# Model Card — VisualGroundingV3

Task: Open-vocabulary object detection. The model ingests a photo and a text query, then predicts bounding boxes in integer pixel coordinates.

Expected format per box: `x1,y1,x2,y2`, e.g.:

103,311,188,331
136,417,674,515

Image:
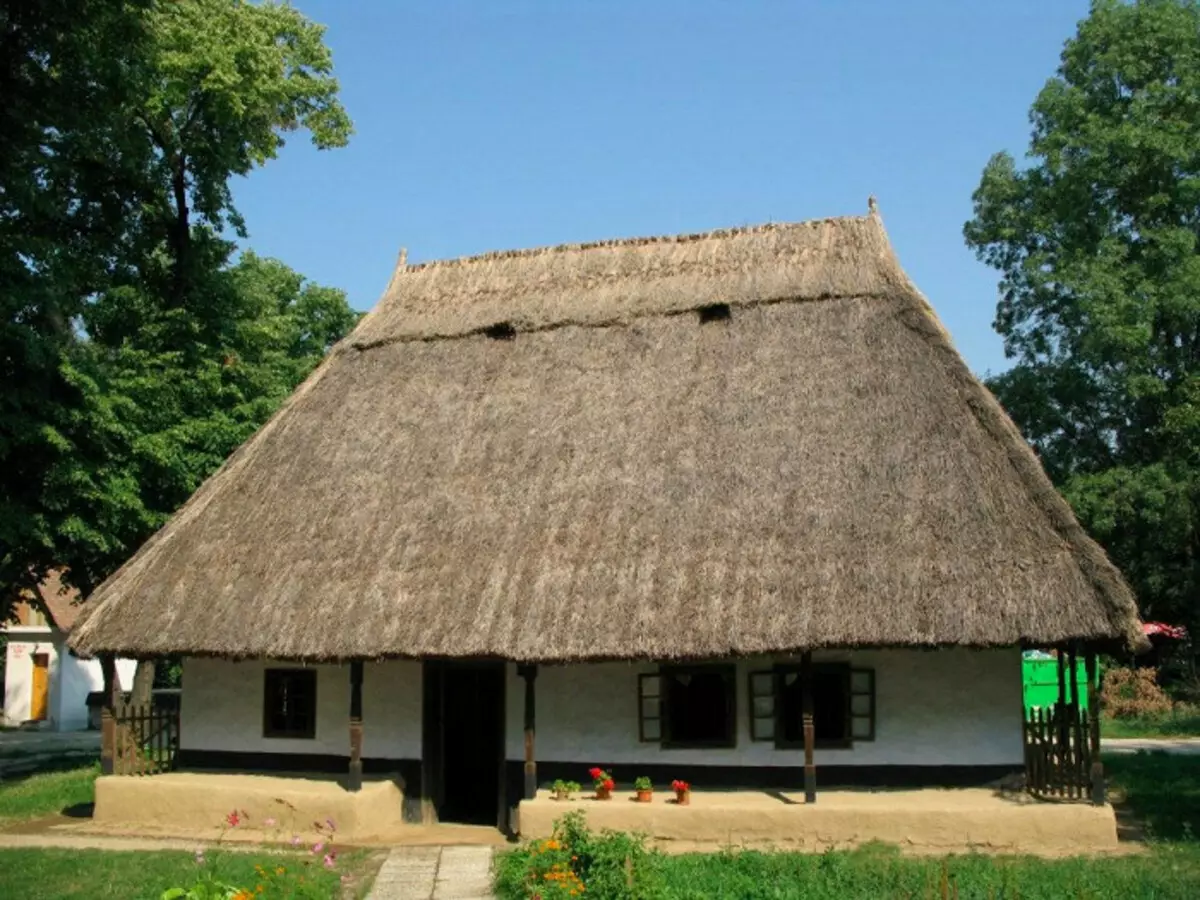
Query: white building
3,572,135,731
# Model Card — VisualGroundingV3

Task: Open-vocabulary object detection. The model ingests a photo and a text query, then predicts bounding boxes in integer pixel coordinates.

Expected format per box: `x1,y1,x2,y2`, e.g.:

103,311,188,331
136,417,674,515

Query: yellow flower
275,866,286,875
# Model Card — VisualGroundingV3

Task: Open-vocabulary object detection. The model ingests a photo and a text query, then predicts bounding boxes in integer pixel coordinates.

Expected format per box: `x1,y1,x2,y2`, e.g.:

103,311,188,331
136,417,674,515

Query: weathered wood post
348,660,364,792
518,664,538,800
801,651,816,804
1086,650,1105,805
99,654,117,776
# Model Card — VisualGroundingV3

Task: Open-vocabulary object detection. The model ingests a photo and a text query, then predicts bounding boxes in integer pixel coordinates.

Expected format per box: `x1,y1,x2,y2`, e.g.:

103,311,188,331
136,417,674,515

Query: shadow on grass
1106,751,1200,841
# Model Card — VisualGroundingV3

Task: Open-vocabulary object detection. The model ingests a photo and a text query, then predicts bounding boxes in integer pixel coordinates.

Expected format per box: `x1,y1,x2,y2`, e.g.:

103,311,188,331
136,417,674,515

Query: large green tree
2,0,356,626
965,0,1200,632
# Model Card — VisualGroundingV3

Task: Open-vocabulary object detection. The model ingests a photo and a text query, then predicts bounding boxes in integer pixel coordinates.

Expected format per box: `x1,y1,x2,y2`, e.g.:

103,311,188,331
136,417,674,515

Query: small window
749,664,875,748
638,665,736,748
263,669,317,739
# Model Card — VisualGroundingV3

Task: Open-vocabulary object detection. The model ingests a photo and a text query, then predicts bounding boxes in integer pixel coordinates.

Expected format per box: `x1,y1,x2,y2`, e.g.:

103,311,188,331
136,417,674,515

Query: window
263,669,317,739
749,664,875,748
638,665,736,748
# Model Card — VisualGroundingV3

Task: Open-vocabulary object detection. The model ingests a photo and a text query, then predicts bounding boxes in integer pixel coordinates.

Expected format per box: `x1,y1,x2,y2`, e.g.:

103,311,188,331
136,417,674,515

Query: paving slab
367,845,493,900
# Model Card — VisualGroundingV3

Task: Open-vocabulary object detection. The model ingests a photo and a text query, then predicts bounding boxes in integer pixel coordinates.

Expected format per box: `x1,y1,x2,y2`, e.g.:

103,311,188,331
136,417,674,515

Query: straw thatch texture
68,213,1145,661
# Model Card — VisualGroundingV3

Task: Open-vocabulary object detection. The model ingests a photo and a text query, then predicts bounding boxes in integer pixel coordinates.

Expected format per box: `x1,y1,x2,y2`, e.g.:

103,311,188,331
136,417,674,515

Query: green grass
1103,712,1200,739
0,847,377,899
0,763,97,824
1106,750,1200,840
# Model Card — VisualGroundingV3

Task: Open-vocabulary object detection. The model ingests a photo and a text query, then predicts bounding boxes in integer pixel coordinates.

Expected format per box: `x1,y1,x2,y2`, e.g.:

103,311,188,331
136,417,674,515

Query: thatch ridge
67,210,1145,662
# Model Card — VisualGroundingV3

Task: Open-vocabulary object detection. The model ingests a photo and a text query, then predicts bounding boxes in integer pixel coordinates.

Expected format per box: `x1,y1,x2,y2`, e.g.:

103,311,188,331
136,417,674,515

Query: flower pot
635,790,652,803
674,790,690,806
595,786,612,800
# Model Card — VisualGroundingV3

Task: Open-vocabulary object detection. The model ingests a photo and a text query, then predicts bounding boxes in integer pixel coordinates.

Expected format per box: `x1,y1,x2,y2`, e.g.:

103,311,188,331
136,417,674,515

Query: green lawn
0,763,97,824
0,847,378,899
1103,712,1200,739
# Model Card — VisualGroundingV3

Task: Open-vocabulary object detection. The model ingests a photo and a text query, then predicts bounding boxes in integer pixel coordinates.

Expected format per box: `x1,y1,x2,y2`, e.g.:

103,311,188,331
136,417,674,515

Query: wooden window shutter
638,673,662,743
849,667,875,741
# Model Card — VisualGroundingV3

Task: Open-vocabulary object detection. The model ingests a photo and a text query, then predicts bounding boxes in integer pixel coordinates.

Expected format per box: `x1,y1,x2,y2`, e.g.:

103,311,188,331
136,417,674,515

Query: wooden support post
100,654,117,776
1086,650,1105,805
1055,646,1069,747
801,651,816,804
518,664,538,800
348,660,364,792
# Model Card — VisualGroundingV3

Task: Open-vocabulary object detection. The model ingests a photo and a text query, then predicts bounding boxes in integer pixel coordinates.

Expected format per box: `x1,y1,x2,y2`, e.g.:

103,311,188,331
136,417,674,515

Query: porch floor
518,788,1121,855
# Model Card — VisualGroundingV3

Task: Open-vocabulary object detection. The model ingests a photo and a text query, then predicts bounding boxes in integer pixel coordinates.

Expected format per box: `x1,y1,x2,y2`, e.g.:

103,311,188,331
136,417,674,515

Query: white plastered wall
1,631,131,730
179,658,422,759
504,648,1024,767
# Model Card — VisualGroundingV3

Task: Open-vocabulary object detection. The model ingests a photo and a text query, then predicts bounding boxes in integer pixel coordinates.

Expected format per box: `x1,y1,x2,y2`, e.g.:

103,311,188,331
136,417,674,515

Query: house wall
178,648,1021,770
179,658,422,759
3,629,56,725
504,647,1024,767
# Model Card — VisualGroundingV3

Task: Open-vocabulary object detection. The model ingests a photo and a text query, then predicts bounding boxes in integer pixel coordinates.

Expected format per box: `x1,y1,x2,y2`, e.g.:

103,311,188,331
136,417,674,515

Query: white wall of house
179,658,422,759
2,628,136,731
504,647,1024,767
178,648,1021,769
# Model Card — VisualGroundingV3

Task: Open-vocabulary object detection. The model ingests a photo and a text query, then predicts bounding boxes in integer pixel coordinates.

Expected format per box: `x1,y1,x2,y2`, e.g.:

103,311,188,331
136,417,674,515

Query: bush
1102,666,1173,719
496,810,664,900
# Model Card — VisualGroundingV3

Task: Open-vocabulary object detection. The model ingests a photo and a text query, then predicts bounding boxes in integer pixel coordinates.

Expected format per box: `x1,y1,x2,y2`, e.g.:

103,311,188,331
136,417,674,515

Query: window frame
748,663,875,750
638,664,737,750
262,668,318,740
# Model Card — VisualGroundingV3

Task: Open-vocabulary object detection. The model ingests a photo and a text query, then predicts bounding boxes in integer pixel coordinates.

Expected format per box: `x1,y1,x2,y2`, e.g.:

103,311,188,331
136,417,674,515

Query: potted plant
589,767,615,800
634,776,653,803
551,779,580,801
672,779,691,805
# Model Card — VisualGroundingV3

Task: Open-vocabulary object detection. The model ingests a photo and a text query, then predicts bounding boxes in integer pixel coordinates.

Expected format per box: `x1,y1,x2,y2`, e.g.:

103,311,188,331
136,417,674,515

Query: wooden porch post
801,651,816,804
1055,646,1069,749
1086,650,1105,805
518,664,538,800
348,660,364,792
100,654,117,776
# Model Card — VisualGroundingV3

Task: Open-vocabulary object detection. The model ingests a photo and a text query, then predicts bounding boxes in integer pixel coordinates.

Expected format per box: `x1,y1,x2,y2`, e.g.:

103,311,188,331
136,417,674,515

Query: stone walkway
367,845,494,900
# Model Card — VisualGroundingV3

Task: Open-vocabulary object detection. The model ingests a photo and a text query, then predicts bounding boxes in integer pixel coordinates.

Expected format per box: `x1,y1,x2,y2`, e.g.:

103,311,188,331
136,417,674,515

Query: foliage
1,0,356,622
0,848,364,900
1103,707,1200,737
0,763,98,824
496,810,665,900
1102,665,1174,718
964,0,1200,635
552,780,582,798
633,777,653,792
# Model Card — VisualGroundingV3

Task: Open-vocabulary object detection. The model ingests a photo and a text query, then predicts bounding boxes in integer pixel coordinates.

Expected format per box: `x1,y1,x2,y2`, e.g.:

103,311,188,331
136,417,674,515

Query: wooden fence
111,703,181,776
1023,705,1100,802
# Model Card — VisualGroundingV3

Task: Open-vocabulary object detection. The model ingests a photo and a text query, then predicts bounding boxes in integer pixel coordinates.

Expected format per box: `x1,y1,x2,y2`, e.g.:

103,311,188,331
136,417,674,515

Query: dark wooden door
424,661,506,826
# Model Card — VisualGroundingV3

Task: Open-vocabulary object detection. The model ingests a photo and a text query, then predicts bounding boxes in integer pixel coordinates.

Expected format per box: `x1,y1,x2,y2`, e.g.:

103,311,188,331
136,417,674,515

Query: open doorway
423,661,505,826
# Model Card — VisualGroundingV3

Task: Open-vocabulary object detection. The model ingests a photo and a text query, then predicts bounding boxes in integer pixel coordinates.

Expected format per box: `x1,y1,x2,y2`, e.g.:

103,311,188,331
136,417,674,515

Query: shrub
1102,666,1173,719
496,810,665,900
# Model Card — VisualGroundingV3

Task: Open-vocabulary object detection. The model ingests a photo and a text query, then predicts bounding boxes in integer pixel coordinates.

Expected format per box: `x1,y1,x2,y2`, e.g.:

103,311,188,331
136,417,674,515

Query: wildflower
275,866,286,876
263,817,277,828
325,817,336,832
290,834,301,846
226,810,241,828
312,841,325,854
323,851,337,869
194,848,205,866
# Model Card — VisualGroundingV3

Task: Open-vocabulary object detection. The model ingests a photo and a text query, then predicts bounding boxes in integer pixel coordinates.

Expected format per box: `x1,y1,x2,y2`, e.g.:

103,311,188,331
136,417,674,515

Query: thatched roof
68,209,1146,662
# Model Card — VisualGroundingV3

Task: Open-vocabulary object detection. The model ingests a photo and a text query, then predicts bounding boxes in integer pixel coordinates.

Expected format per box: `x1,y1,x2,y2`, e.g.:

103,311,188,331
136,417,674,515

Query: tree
965,0,1200,634
1,0,355,636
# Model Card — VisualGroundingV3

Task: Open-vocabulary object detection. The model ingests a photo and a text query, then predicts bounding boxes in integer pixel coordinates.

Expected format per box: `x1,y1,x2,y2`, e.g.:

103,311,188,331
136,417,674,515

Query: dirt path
1105,738,1200,755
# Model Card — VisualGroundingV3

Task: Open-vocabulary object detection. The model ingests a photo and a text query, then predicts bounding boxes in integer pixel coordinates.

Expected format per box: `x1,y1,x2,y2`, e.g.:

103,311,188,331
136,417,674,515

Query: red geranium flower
588,767,602,779
602,778,615,791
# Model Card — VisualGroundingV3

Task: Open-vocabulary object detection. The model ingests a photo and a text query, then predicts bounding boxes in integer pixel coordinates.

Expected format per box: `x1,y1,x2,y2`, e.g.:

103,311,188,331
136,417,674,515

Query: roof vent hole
484,321,516,340
697,303,732,324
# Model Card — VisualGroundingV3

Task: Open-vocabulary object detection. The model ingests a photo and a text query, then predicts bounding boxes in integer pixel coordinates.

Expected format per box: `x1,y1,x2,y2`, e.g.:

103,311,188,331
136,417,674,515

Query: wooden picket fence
1023,705,1095,801
113,703,180,776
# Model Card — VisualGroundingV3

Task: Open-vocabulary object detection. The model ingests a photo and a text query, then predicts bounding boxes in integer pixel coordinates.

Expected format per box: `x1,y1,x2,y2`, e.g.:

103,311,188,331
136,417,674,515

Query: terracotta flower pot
595,786,612,800
635,790,652,803
674,789,690,806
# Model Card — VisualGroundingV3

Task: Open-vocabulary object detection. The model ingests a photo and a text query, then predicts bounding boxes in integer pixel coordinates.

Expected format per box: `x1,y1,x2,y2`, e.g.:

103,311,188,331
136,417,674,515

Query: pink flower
323,851,337,869
312,841,325,854
290,834,301,846
263,817,277,828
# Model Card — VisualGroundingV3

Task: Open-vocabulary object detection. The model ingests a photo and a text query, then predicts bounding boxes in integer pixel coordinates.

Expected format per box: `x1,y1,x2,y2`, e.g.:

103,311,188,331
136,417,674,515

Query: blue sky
234,1,1092,377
